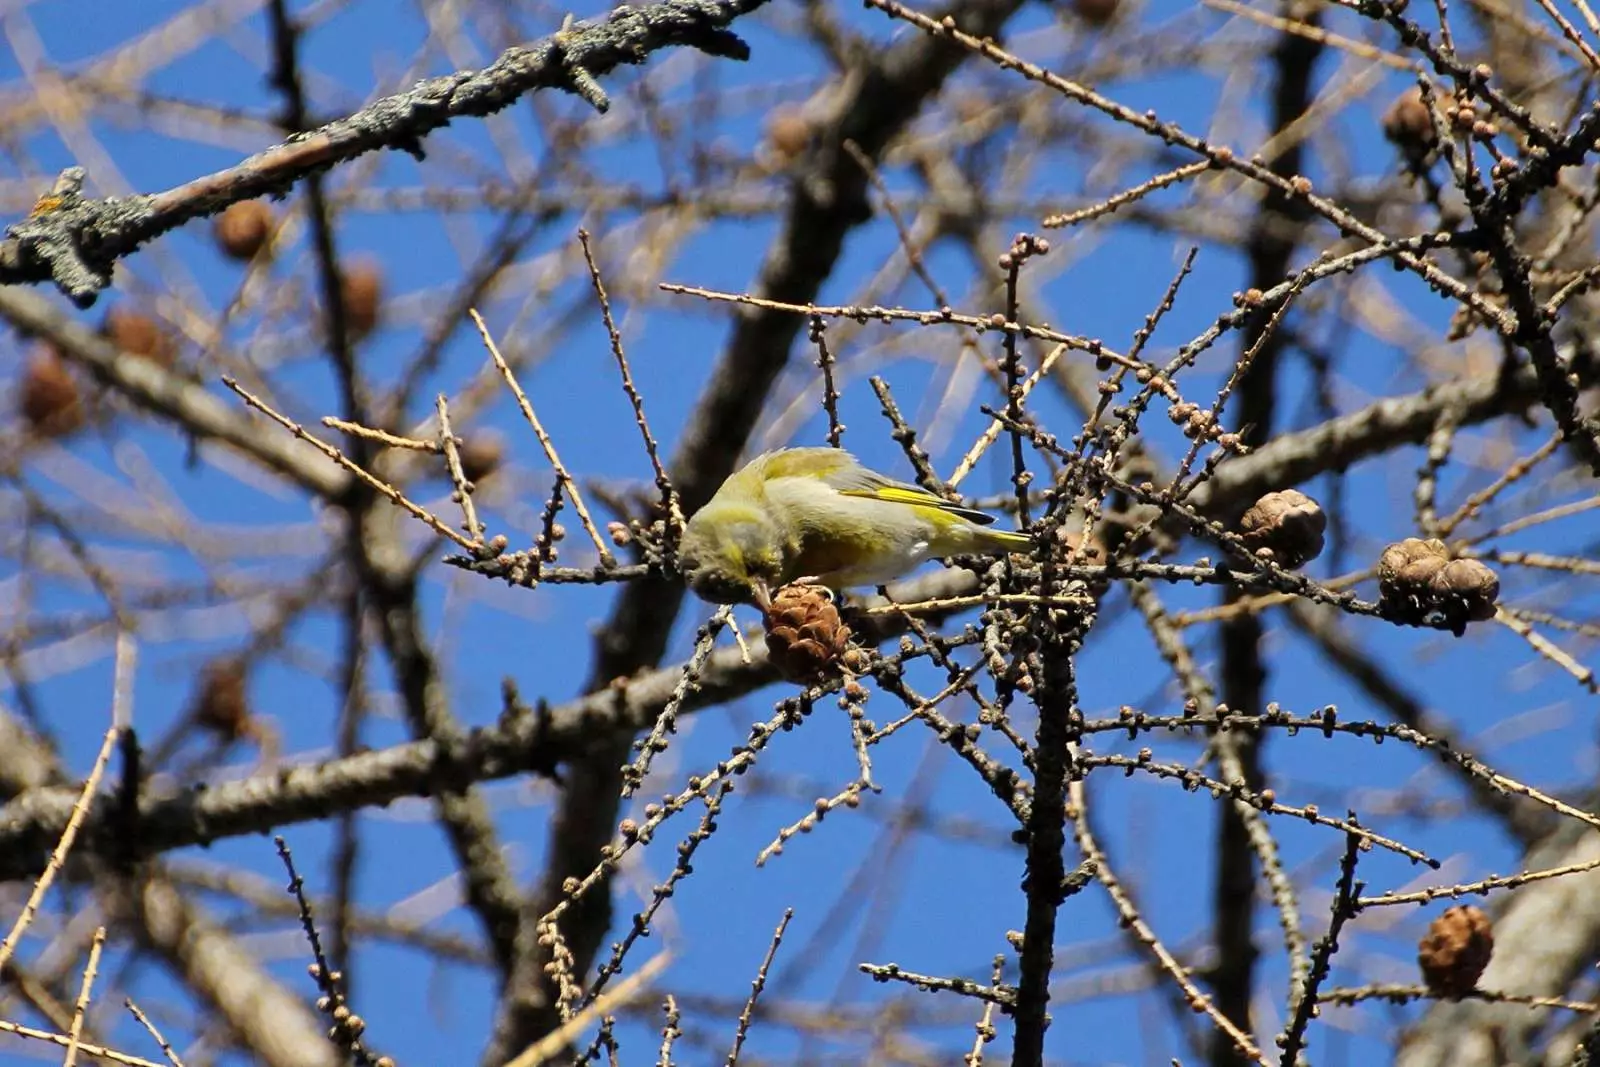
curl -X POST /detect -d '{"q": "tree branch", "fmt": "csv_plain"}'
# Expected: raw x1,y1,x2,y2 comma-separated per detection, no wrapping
0,0,770,304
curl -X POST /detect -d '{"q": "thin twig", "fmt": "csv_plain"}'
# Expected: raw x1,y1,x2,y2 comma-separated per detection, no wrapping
756,780,871,866
1042,161,1212,228
222,376,480,552
275,835,386,1066
505,952,672,1067
1069,776,1268,1065
62,926,108,1067
810,316,846,448
0,1018,166,1067
1494,608,1599,692
124,1000,187,1067
470,308,616,567
622,605,733,795
578,230,682,536
657,995,681,1067
321,416,441,452
967,955,1005,1065
868,375,944,492
1278,833,1362,1066
437,394,488,545
726,909,792,1065
0,633,131,975
660,283,1141,371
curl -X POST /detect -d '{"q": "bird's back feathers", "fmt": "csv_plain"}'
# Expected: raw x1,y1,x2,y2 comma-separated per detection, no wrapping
687,447,1031,594
751,447,998,526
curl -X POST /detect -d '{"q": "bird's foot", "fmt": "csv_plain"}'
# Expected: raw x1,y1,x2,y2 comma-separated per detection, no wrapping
786,576,835,602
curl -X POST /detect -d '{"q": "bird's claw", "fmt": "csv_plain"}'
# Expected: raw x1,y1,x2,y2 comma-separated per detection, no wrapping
787,576,835,602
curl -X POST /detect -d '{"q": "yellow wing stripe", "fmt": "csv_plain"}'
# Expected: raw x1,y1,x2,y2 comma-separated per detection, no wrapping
837,486,998,526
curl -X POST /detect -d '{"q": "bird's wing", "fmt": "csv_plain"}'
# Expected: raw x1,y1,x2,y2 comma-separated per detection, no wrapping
819,461,998,527
757,447,997,526
755,447,860,482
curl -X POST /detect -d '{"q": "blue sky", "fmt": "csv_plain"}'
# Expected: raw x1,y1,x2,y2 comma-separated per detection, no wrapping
1,0,1596,1064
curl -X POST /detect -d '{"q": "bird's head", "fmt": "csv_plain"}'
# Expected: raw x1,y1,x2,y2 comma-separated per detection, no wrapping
677,506,784,608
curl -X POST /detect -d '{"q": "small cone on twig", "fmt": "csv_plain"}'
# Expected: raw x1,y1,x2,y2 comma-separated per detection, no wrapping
340,260,384,341
213,200,274,261
1382,85,1458,169
1382,87,1435,151
1418,905,1493,999
190,656,279,759
1238,488,1325,568
1071,0,1121,28
763,583,851,682
104,307,176,369
1378,537,1499,633
18,343,85,439
764,107,811,164
192,657,253,742
459,434,505,485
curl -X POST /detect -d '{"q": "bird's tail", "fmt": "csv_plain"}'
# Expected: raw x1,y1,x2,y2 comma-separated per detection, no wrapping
974,528,1032,554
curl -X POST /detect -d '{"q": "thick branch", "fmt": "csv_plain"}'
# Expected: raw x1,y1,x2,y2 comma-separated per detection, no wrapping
0,638,773,884
0,715,339,1067
0,287,346,497
0,0,769,304
1213,10,1323,1060
1188,349,1593,516
490,0,1034,1058
0,358,1574,883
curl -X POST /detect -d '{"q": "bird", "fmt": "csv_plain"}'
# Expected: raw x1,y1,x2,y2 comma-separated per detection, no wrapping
676,447,1031,607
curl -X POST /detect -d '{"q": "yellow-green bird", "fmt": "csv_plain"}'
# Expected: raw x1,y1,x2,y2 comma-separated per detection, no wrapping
677,447,1031,607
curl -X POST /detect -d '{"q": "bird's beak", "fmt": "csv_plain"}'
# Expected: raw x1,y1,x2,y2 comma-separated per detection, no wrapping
752,579,772,612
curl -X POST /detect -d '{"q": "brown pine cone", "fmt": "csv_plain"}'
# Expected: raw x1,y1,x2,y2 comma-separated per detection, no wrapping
1071,0,1120,28
1418,905,1493,999
340,261,384,340
1382,87,1437,155
764,107,811,164
213,200,274,261
1378,537,1499,632
192,657,253,742
1238,489,1325,568
1435,558,1500,619
458,434,505,485
18,344,85,439
763,583,851,682
1379,536,1449,595
104,307,176,368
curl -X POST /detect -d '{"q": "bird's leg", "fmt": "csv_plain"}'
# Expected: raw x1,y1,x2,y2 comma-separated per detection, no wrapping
786,576,835,602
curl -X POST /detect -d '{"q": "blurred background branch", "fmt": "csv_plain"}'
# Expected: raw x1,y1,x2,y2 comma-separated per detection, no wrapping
0,0,1597,1065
